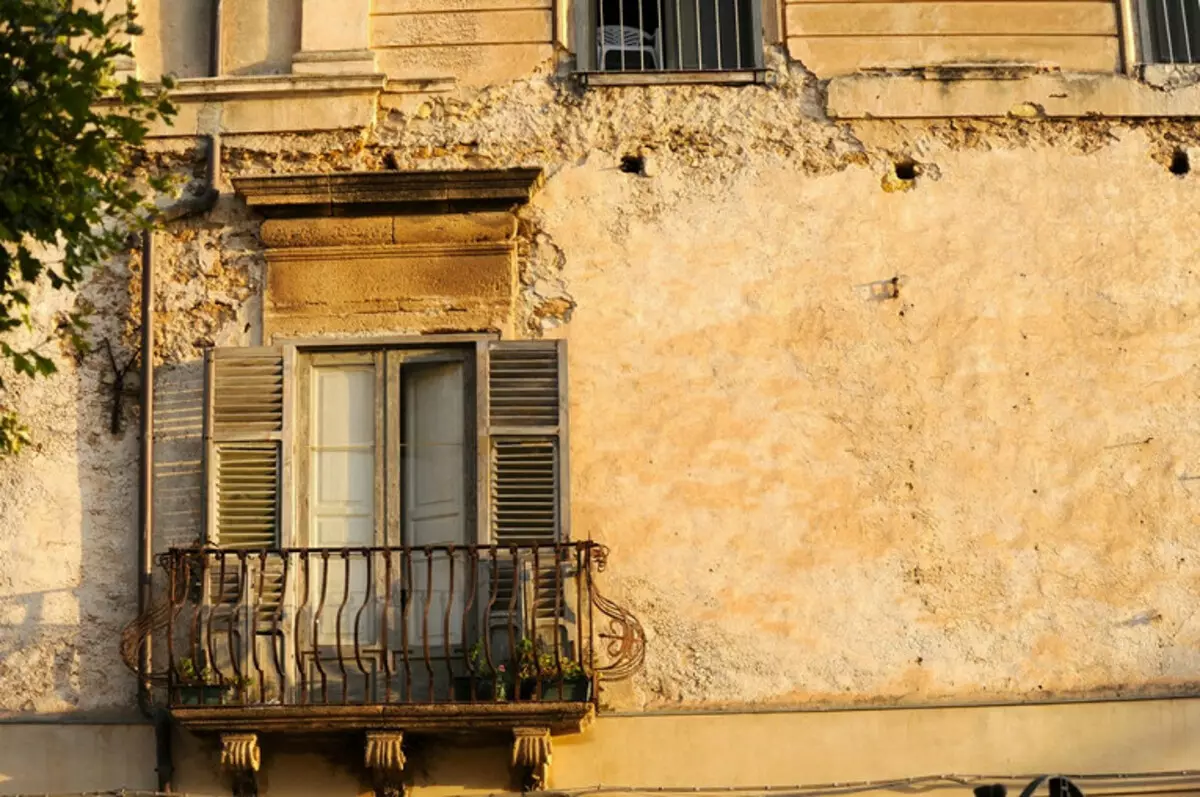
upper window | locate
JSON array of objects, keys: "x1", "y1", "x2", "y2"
[
  {"x1": 1140, "y1": 0, "x2": 1200, "y2": 63},
  {"x1": 576, "y1": 0, "x2": 762, "y2": 73}
]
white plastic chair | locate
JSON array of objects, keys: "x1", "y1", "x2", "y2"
[{"x1": 597, "y1": 25, "x2": 661, "y2": 70}]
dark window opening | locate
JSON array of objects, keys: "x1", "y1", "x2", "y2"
[
  {"x1": 1143, "y1": 0, "x2": 1200, "y2": 63},
  {"x1": 592, "y1": 0, "x2": 759, "y2": 71}
]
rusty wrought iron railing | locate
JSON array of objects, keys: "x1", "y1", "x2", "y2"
[{"x1": 139, "y1": 542, "x2": 642, "y2": 708}]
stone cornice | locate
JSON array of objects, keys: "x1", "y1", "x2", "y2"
[{"x1": 234, "y1": 169, "x2": 545, "y2": 215}]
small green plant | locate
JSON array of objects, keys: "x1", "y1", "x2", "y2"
[
  {"x1": 175, "y1": 656, "x2": 216, "y2": 685},
  {"x1": 175, "y1": 657, "x2": 254, "y2": 691}
]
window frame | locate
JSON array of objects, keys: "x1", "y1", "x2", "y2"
[
  {"x1": 283, "y1": 334, "x2": 494, "y2": 553},
  {"x1": 572, "y1": 0, "x2": 767, "y2": 80}
]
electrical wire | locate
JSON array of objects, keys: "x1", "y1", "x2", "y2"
[{"x1": 14, "y1": 770, "x2": 1200, "y2": 797}]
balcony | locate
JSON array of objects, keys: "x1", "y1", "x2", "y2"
[{"x1": 125, "y1": 542, "x2": 643, "y2": 791}]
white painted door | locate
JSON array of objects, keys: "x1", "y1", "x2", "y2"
[
  {"x1": 403, "y1": 360, "x2": 466, "y2": 649},
  {"x1": 310, "y1": 364, "x2": 377, "y2": 646}
]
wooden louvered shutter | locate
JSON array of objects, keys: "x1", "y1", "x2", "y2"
[
  {"x1": 485, "y1": 340, "x2": 568, "y2": 546},
  {"x1": 483, "y1": 341, "x2": 569, "y2": 631},
  {"x1": 203, "y1": 347, "x2": 290, "y2": 623}
]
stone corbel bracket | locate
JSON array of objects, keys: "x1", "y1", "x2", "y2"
[
  {"x1": 365, "y1": 730, "x2": 407, "y2": 797},
  {"x1": 220, "y1": 732, "x2": 262, "y2": 797},
  {"x1": 512, "y1": 727, "x2": 553, "y2": 791}
]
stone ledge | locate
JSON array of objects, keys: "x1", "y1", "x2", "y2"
[
  {"x1": 171, "y1": 702, "x2": 594, "y2": 735},
  {"x1": 576, "y1": 69, "x2": 770, "y2": 87},
  {"x1": 168, "y1": 73, "x2": 387, "y2": 101},
  {"x1": 828, "y1": 69, "x2": 1200, "y2": 119},
  {"x1": 234, "y1": 169, "x2": 545, "y2": 213}
]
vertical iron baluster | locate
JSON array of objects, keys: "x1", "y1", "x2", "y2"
[
  {"x1": 714, "y1": 0, "x2": 722, "y2": 68},
  {"x1": 574, "y1": 544, "x2": 585, "y2": 679},
  {"x1": 228, "y1": 552, "x2": 249, "y2": 701},
  {"x1": 401, "y1": 547, "x2": 413, "y2": 702},
  {"x1": 655, "y1": 0, "x2": 665, "y2": 68},
  {"x1": 336, "y1": 549, "x2": 351, "y2": 704},
  {"x1": 190, "y1": 553, "x2": 205, "y2": 674},
  {"x1": 461, "y1": 550, "x2": 478, "y2": 701},
  {"x1": 732, "y1": 0, "x2": 741, "y2": 67},
  {"x1": 207, "y1": 552, "x2": 226, "y2": 686},
  {"x1": 313, "y1": 551, "x2": 330, "y2": 703},
  {"x1": 443, "y1": 546, "x2": 456, "y2": 701},
  {"x1": 383, "y1": 548, "x2": 393, "y2": 703},
  {"x1": 694, "y1": 0, "x2": 703, "y2": 68},
  {"x1": 1185, "y1": 0, "x2": 1195, "y2": 61},
  {"x1": 507, "y1": 546, "x2": 520, "y2": 700},
  {"x1": 586, "y1": 545, "x2": 596, "y2": 697},
  {"x1": 166, "y1": 552, "x2": 179, "y2": 704},
  {"x1": 599, "y1": 0, "x2": 607, "y2": 70},
  {"x1": 532, "y1": 545, "x2": 543, "y2": 699},
  {"x1": 638, "y1": 0, "x2": 646, "y2": 69},
  {"x1": 252, "y1": 552, "x2": 267, "y2": 703},
  {"x1": 676, "y1": 0, "x2": 684, "y2": 69},
  {"x1": 422, "y1": 546, "x2": 435, "y2": 701},
  {"x1": 354, "y1": 549, "x2": 373, "y2": 701},
  {"x1": 553, "y1": 543, "x2": 564, "y2": 700},
  {"x1": 618, "y1": 0, "x2": 626, "y2": 70},
  {"x1": 270, "y1": 552, "x2": 289, "y2": 704},
  {"x1": 295, "y1": 552, "x2": 311, "y2": 705},
  {"x1": 484, "y1": 547, "x2": 500, "y2": 700},
  {"x1": 1163, "y1": 0, "x2": 1177, "y2": 61}
]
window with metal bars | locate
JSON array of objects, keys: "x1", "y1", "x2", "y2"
[
  {"x1": 578, "y1": 0, "x2": 762, "y2": 71},
  {"x1": 1141, "y1": 0, "x2": 1200, "y2": 63}
]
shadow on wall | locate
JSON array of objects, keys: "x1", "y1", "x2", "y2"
[{"x1": 173, "y1": 730, "x2": 518, "y2": 795}]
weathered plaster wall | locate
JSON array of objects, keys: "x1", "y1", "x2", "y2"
[{"x1": 6, "y1": 53, "x2": 1200, "y2": 718}]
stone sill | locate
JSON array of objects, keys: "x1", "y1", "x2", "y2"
[
  {"x1": 828, "y1": 68, "x2": 1200, "y2": 119},
  {"x1": 168, "y1": 73, "x2": 387, "y2": 101},
  {"x1": 171, "y1": 701, "x2": 595, "y2": 735},
  {"x1": 576, "y1": 69, "x2": 769, "y2": 87}
]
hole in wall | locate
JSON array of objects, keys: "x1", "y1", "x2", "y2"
[
  {"x1": 620, "y1": 155, "x2": 645, "y2": 175},
  {"x1": 1170, "y1": 149, "x2": 1190, "y2": 176},
  {"x1": 894, "y1": 159, "x2": 918, "y2": 181}
]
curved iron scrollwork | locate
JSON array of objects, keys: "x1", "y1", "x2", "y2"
[
  {"x1": 586, "y1": 545, "x2": 646, "y2": 681},
  {"x1": 119, "y1": 550, "x2": 199, "y2": 682}
]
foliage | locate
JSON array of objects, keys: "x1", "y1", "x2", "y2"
[
  {"x1": 175, "y1": 656, "x2": 254, "y2": 691},
  {"x1": 470, "y1": 637, "x2": 590, "y2": 682},
  {"x1": 0, "y1": 0, "x2": 176, "y2": 455}
]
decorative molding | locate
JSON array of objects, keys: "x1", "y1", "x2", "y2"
[
  {"x1": 168, "y1": 73, "x2": 387, "y2": 102},
  {"x1": 266, "y1": 241, "x2": 515, "y2": 264},
  {"x1": 512, "y1": 727, "x2": 553, "y2": 791},
  {"x1": 233, "y1": 169, "x2": 545, "y2": 215},
  {"x1": 365, "y1": 731, "x2": 407, "y2": 797},
  {"x1": 828, "y1": 70, "x2": 1200, "y2": 120},
  {"x1": 220, "y1": 733, "x2": 261, "y2": 797}
]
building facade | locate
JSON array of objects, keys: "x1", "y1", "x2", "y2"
[{"x1": 4, "y1": 1, "x2": 1200, "y2": 796}]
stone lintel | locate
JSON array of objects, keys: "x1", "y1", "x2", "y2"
[
  {"x1": 233, "y1": 169, "x2": 545, "y2": 215},
  {"x1": 260, "y1": 213, "x2": 518, "y2": 248}
]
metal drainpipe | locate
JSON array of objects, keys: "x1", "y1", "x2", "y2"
[{"x1": 139, "y1": 5, "x2": 224, "y2": 787}]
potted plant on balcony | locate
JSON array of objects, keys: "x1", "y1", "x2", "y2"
[
  {"x1": 520, "y1": 641, "x2": 592, "y2": 702},
  {"x1": 174, "y1": 657, "x2": 224, "y2": 705},
  {"x1": 532, "y1": 652, "x2": 592, "y2": 702},
  {"x1": 453, "y1": 641, "x2": 511, "y2": 701},
  {"x1": 174, "y1": 657, "x2": 255, "y2": 705}
]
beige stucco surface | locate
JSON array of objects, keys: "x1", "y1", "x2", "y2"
[{"x1": 6, "y1": 58, "x2": 1200, "y2": 714}]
